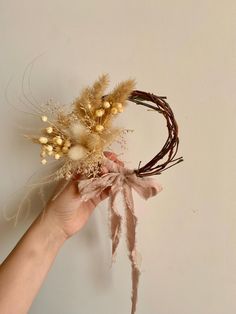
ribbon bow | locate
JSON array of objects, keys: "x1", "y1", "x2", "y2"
[{"x1": 77, "y1": 158, "x2": 163, "y2": 314}]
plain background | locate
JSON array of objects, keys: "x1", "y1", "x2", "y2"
[{"x1": 0, "y1": 1, "x2": 236, "y2": 313}]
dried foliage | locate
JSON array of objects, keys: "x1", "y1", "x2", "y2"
[
  {"x1": 105, "y1": 79, "x2": 136, "y2": 105},
  {"x1": 27, "y1": 74, "x2": 136, "y2": 179}
]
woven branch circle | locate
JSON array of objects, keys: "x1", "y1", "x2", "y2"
[{"x1": 128, "y1": 90, "x2": 183, "y2": 177}]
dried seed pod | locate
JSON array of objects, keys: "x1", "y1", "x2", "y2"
[
  {"x1": 103, "y1": 101, "x2": 110, "y2": 109},
  {"x1": 39, "y1": 137, "x2": 48, "y2": 144},
  {"x1": 111, "y1": 107, "x2": 118, "y2": 115},
  {"x1": 46, "y1": 127, "x2": 53, "y2": 134},
  {"x1": 41, "y1": 159, "x2": 47, "y2": 165},
  {"x1": 95, "y1": 124, "x2": 104, "y2": 132},
  {"x1": 41, "y1": 115, "x2": 48, "y2": 122}
]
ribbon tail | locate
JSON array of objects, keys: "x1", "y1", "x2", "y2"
[
  {"x1": 109, "y1": 191, "x2": 122, "y2": 263},
  {"x1": 123, "y1": 184, "x2": 141, "y2": 314}
]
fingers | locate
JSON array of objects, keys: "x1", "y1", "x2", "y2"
[
  {"x1": 94, "y1": 187, "x2": 111, "y2": 205},
  {"x1": 85, "y1": 186, "x2": 111, "y2": 210},
  {"x1": 100, "y1": 165, "x2": 109, "y2": 174},
  {"x1": 99, "y1": 187, "x2": 111, "y2": 201},
  {"x1": 103, "y1": 151, "x2": 124, "y2": 167},
  {"x1": 72, "y1": 172, "x2": 81, "y2": 181}
]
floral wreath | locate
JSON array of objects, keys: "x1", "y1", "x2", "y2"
[{"x1": 26, "y1": 74, "x2": 183, "y2": 314}]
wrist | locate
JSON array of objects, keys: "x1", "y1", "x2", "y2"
[{"x1": 35, "y1": 211, "x2": 68, "y2": 247}]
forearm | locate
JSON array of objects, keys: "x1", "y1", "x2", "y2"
[{"x1": 0, "y1": 212, "x2": 67, "y2": 314}]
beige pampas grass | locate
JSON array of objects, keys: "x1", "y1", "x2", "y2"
[
  {"x1": 90, "y1": 74, "x2": 110, "y2": 107},
  {"x1": 105, "y1": 79, "x2": 136, "y2": 105},
  {"x1": 73, "y1": 74, "x2": 110, "y2": 128},
  {"x1": 72, "y1": 75, "x2": 136, "y2": 130}
]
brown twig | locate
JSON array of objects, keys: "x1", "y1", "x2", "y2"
[{"x1": 128, "y1": 90, "x2": 183, "y2": 177}]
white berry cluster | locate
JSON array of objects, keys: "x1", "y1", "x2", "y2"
[{"x1": 38, "y1": 115, "x2": 71, "y2": 165}]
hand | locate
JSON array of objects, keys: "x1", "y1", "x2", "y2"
[
  {"x1": 43, "y1": 152, "x2": 124, "y2": 240},
  {"x1": 43, "y1": 179, "x2": 110, "y2": 240}
]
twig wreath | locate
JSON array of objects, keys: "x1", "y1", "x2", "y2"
[{"x1": 25, "y1": 74, "x2": 183, "y2": 314}]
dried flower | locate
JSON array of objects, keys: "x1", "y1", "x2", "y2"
[
  {"x1": 64, "y1": 140, "x2": 71, "y2": 147},
  {"x1": 54, "y1": 153, "x2": 61, "y2": 160},
  {"x1": 116, "y1": 103, "x2": 123, "y2": 110},
  {"x1": 62, "y1": 146, "x2": 69, "y2": 153},
  {"x1": 46, "y1": 145, "x2": 53, "y2": 152},
  {"x1": 40, "y1": 151, "x2": 46, "y2": 158},
  {"x1": 103, "y1": 101, "x2": 111, "y2": 109},
  {"x1": 46, "y1": 127, "x2": 53, "y2": 134},
  {"x1": 95, "y1": 109, "x2": 105, "y2": 117},
  {"x1": 41, "y1": 115, "x2": 48, "y2": 122},
  {"x1": 95, "y1": 124, "x2": 104, "y2": 132},
  {"x1": 39, "y1": 137, "x2": 48, "y2": 144},
  {"x1": 56, "y1": 137, "x2": 63, "y2": 145},
  {"x1": 111, "y1": 107, "x2": 118, "y2": 115},
  {"x1": 29, "y1": 74, "x2": 136, "y2": 177}
]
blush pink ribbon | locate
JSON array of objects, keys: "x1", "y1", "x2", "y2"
[{"x1": 77, "y1": 158, "x2": 163, "y2": 314}]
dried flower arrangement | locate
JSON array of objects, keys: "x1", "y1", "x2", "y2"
[
  {"x1": 25, "y1": 74, "x2": 183, "y2": 314},
  {"x1": 28, "y1": 74, "x2": 135, "y2": 180}
]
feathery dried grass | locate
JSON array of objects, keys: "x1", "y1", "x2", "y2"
[
  {"x1": 105, "y1": 79, "x2": 136, "y2": 105},
  {"x1": 91, "y1": 74, "x2": 110, "y2": 106},
  {"x1": 73, "y1": 74, "x2": 110, "y2": 128}
]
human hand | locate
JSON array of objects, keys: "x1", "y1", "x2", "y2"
[{"x1": 43, "y1": 152, "x2": 124, "y2": 240}]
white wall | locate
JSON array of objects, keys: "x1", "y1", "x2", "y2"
[{"x1": 0, "y1": 1, "x2": 236, "y2": 313}]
